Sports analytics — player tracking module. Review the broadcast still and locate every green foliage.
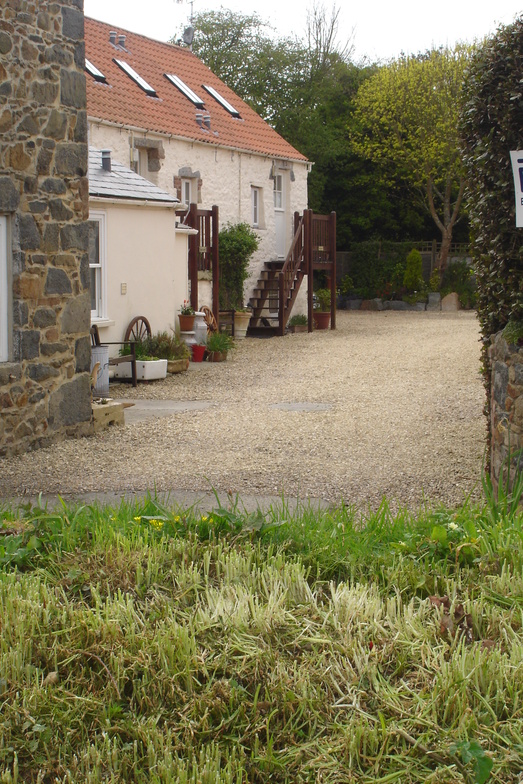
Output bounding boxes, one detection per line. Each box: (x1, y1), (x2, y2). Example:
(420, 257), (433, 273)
(502, 319), (523, 346)
(403, 248), (423, 292)
(429, 269), (441, 292)
(459, 17), (523, 461)
(460, 18), (523, 339)
(440, 260), (476, 308)
(218, 222), (260, 309)
(2, 491), (523, 781)
(206, 330), (235, 353)
(141, 331), (190, 361)
(353, 47), (471, 267)
(313, 288), (331, 311)
(348, 240), (416, 298)
(452, 741), (493, 784)
(287, 313), (308, 326)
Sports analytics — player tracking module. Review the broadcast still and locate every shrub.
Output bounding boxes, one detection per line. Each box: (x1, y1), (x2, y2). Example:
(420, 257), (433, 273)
(206, 330), (235, 353)
(288, 313), (308, 326)
(141, 331), (190, 361)
(314, 288), (332, 311)
(460, 18), (523, 433)
(218, 223), (260, 309)
(440, 260), (476, 308)
(403, 249), (423, 292)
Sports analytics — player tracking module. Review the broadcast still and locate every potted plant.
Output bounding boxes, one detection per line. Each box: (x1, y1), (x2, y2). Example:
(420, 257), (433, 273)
(313, 288), (332, 329)
(206, 330), (234, 362)
(114, 341), (168, 381)
(178, 300), (196, 332)
(287, 313), (308, 333)
(141, 331), (190, 373)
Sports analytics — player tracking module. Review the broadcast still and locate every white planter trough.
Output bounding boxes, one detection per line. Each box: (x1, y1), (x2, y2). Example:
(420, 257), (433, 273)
(113, 359), (168, 381)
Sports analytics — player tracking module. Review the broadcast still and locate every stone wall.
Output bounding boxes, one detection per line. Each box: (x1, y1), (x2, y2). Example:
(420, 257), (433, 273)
(0, 0), (92, 457)
(489, 332), (523, 489)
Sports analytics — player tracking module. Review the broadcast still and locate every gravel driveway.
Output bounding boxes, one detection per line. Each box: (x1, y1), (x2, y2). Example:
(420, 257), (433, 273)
(0, 311), (486, 511)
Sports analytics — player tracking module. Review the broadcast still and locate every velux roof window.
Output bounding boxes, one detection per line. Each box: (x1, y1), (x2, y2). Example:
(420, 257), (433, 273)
(113, 59), (157, 96)
(85, 58), (107, 83)
(164, 74), (205, 108)
(203, 84), (241, 118)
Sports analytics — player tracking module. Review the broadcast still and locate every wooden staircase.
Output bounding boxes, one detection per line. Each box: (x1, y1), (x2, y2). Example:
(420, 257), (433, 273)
(248, 259), (305, 335)
(246, 210), (337, 337)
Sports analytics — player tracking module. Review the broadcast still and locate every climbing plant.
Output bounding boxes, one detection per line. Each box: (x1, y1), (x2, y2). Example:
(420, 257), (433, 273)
(218, 223), (260, 310)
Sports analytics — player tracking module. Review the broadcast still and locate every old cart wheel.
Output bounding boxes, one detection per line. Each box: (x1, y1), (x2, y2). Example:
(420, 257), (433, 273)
(124, 316), (152, 343)
(201, 305), (218, 333)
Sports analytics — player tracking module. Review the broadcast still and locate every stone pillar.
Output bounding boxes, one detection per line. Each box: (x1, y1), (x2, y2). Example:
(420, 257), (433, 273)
(489, 332), (523, 492)
(0, 0), (92, 457)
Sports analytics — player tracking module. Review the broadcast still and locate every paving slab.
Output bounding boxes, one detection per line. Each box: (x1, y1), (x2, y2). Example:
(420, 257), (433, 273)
(122, 399), (213, 423)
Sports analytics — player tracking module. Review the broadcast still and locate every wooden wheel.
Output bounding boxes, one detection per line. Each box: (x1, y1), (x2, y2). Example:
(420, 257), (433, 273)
(201, 305), (218, 333)
(124, 315), (152, 342)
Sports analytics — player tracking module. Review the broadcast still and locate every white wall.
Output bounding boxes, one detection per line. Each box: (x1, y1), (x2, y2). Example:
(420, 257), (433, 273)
(88, 122), (309, 305)
(91, 198), (189, 353)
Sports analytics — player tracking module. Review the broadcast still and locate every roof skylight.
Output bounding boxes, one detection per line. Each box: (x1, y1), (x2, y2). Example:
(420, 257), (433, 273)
(113, 59), (157, 96)
(202, 85), (241, 118)
(85, 58), (107, 83)
(164, 74), (205, 108)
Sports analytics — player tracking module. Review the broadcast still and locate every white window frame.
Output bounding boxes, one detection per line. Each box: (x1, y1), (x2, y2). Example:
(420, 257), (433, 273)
(273, 174), (283, 210)
(164, 74), (205, 108)
(0, 216), (8, 362)
(181, 178), (191, 206)
(251, 187), (261, 228)
(89, 211), (107, 323)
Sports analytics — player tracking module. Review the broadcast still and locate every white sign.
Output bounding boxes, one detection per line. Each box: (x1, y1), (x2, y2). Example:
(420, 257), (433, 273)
(510, 150), (523, 228)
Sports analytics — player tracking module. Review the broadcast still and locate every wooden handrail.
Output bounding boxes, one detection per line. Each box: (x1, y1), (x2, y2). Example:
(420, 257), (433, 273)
(278, 211), (308, 335)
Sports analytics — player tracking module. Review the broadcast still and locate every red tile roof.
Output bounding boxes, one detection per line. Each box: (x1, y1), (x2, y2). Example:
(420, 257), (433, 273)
(85, 17), (308, 162)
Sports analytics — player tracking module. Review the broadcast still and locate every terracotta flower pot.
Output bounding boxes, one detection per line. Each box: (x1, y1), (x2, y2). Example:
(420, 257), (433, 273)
(207, 350), (227, 362)
(179, 314), (195, 331)
(313, 311), (330, 330)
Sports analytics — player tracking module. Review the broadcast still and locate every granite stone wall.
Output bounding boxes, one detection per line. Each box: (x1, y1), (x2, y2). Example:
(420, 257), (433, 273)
(489, 332), (523, 489)
(0, 0), (92, 457)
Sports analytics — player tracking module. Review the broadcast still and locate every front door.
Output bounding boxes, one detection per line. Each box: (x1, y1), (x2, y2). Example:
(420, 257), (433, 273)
(274, 173), (285, 259)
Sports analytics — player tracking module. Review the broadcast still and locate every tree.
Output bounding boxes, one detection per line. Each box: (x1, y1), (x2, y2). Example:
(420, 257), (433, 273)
(352, 47), (471, 271)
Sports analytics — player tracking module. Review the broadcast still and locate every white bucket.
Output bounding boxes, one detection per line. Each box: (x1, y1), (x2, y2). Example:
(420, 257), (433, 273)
(91, 345), (109, 397)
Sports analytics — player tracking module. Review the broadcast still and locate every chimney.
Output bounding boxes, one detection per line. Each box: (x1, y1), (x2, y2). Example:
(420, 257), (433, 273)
(118, 34), (126, 48)
(101, 150), (111, 172)
(109, 31), (117, 45)
(203, 114), (211, 130)
(195, 112), (203, 128)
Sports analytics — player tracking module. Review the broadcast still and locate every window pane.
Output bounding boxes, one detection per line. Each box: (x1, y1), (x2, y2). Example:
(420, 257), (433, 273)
(274, 175), (282, 209)
(88, 221), (100, 266)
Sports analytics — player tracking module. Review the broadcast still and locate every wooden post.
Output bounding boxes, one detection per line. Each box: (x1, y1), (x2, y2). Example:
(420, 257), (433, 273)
(188, 202), (199, 312)
(307, 210), (314, 333)
(330, 211), (336, 330)
(278, 271), (285, 336)
(211, 204), (219, 330)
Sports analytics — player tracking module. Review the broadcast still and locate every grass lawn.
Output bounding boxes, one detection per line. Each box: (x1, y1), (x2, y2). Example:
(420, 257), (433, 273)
(1, 479), (523, 783)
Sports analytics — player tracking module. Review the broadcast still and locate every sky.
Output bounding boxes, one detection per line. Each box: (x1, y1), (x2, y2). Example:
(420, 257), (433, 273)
(83, 0), (522, 63)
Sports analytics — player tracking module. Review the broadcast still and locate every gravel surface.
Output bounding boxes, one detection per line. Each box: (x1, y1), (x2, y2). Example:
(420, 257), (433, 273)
(0, 311), (486, 511)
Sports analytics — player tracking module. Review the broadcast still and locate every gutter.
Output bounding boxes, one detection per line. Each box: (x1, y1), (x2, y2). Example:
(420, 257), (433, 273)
(88, 116), (310, 165)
